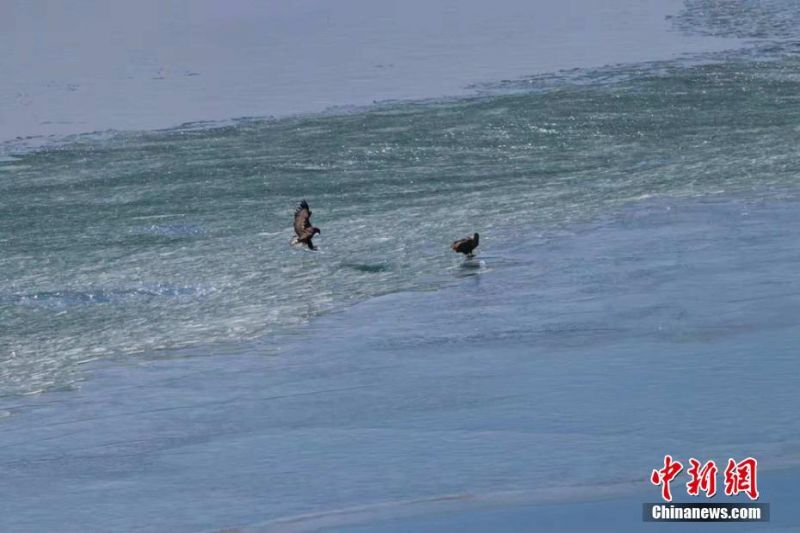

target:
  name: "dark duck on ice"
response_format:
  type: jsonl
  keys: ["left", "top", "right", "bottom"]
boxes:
{"left": 451, "top": 232, "right": 479, "bottom": 258}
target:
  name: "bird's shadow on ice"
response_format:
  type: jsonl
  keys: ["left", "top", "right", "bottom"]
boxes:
{"left": 452, "top": 257, "right": 489, "bottom": 277}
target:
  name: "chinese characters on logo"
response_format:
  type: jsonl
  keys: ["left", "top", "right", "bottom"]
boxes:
{"left": 651, "top": 456, "right": 759, "bottom": 501}
{"left": 686, "top": 458, "right": 717, "bottom": 498}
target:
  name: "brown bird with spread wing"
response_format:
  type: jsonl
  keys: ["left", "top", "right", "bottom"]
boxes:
{"left": 292, "top": 199, "right": 321, "bottom": 250}
{"left": 451, "top": 232, "right": 479, "bottom": 258}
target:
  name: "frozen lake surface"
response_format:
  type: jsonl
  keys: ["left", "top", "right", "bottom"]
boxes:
{"left": 1, "top": 0, "right": 737, "bottom": 143}
{"left": 2, "top": 196, "right": 799, "bottom": 531}
{"left": 2, "top": 1, "right": 799, "bottom": 530}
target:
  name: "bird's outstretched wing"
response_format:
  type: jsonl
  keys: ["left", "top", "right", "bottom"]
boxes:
{"left": 294, "top": 200, "right": 314, "bottom": 240}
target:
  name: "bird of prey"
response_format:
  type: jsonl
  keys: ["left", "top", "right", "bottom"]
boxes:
{"left": 451, "top": 232, "right": 479, "bottom": 258}
{"left": 292, "top": 199, "right": 321, "bottom": 250}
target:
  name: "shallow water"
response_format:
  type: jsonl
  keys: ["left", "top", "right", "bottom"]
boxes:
{"left": 4, "top": 41, "right": 800, "bottom": 397}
